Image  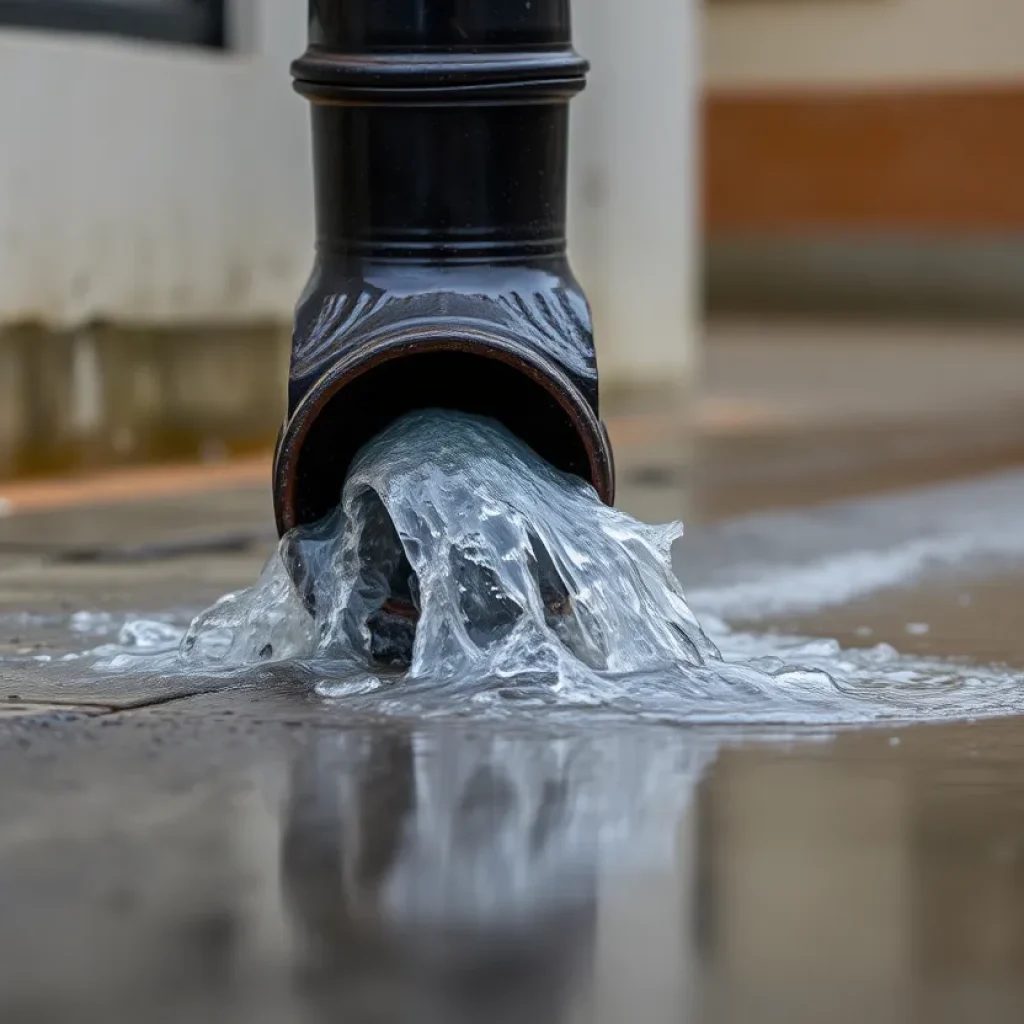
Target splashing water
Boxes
[184,410,716,691]
[80,410,1024,723]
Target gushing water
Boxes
[64,410,1024,723]
[183,410,718,693]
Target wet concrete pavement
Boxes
[4,333,1024,1021]
[5,701,1024,1021]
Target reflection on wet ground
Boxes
[4,715,1024,1023]
[0,719,686,1022]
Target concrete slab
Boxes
[0,333,1023,1020]
[733,566,1024,671]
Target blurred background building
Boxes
[705,0,1024,316]
[1,0,1022,484]
[0,0,311,479]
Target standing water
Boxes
[70,410,1024,723]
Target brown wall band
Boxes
[705,85,1024,233]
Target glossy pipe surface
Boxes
[274,0,615,535]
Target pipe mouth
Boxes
[273,329,614,535]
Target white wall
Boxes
[706,0,1024,90]
[0,0,313,329]
[570,0,700,401]
[0,0,701,404]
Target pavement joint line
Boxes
[0,689,227,717]
[108,686,233,714]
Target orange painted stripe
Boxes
[0,455,271,516]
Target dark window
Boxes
[0,1,226,49]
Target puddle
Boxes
[0,715,728,1023]
[6,410,1024,725]
[3,685,1023,1021]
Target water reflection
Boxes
[11,707,1024,1022]
[11,715,1024,1020]
[272,722,1024,1024]
[278,727,713,1022]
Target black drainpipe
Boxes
[274,0,615,535]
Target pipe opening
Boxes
[289,349,598,530]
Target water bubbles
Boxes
[117,620,183,651]
[314,673,386,698]
[70,611,119,636]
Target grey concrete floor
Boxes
[3,322,1024,1022]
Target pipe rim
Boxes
[273,326,615,535]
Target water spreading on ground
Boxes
[13,410,1024,724]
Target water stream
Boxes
[49,409,1018,725]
